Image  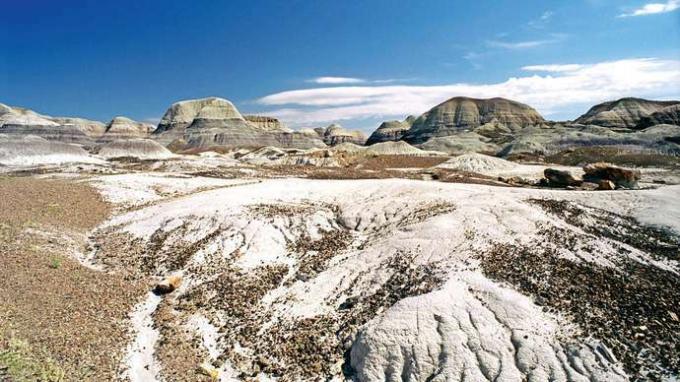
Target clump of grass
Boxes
[0,337,65,382]
[48,257,61,269]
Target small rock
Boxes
[544,168,581,187]
[597,180,616,191]
[153,274,182,295]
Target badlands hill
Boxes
[366,116,416,145]
[99,116,155,142]
[153,97,326,149]
[0,103,105,147]
[575,97,680,128]
[637,104,680,129]
[363,96,680,157]
[316,124,368,146]
[403,97,545,144]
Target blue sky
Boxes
[1,0,679,132]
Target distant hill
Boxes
[574,97,679,128]
[402,97,545,144]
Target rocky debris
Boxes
[153,275,182,295]
[544,168,582,187]
[437,153,517,174]
[530,199,679,262]
[99,116,155,142]
[97,139,174,160]
[583,162,641,189]
[365,116,415,145]
[243,115,291,132]
[486,200,680,379]
[316,124,367,146]
[637,104,680,129]
[289,230,352,281]
[403,97,545,144]
[575,97,679,128]
[235,146,341,167]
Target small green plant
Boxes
[48,257,61,269]
[0,337,65,381]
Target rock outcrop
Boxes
[366,116,415,145]
[583,163,640,189]
[544,168,581,187]
[99,116,155,142]
[403,97,545,144]
[316,124,367,146]
[243,115,291,132]
[637,104,680,129]
[575,98,679,128]
[153,97,326,149]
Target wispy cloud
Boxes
[486,34,567,50]
[528,11,554,28]
[522,64,585,72]
[257,58,680,126]
[463,52,484,69]
[306,77,414,85]
[307,77,366,84]
[619,0,680,17]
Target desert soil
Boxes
[0,176,146,381]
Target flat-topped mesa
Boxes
[575,97,680,129]
[0,103,105,147]
[153,97,245,144]
[637,104,680,129]
[243,115,291,132]
[403,97,545,144]
[318,123,368,146]
[99,116,155,142]
[366,115,416,145]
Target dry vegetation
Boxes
[545,147,680,168]
[0,177,146,381]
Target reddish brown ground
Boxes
[0,177,146,381]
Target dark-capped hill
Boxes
[366,116,416,145]
[402,97,545,144]
[575,97,679,128]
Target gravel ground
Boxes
[479,200,680,380]
[0,177,146,381]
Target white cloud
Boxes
[308,77,366,84]
[522,64,585,72]
[619,0,680,16]
[486,34,566,50]
[257,58,680,126]
[528,11,554,28]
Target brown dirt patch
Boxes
[355,155,449,170]
[0,177,146,381]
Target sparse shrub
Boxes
[48,257,61,269]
